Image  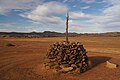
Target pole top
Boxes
[67,10,69,19]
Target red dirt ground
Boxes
[0,36,120,80]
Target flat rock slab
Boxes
[106,61,118,68]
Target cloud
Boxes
[63,0,68,3]
[103,5,120,16]
[104,0,120,5]
[94,1,120,24]
[80,6,90,10]
[68,0,120,33]
[63,0,75,3]
[0,0,43,15]
[0,23,35,32]
[81,0,95,3]
[69,20,104,33]
[70,11,92,20]
[20,1,68,24]
[0,7,9,15]
[0,0,119,33]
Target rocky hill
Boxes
[0,31,78,38]
[0,31,119,38]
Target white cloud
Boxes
[81,0,95,3]
[104,0,120,5]
[94,1,120,25]
[68,0,120,33]
[0,7,9,15]
[69,20,104,33]
[0,0,43,15]
[63,0,68,3]
[70,11,92,20]
[0,0,119,33]
[80,6,90,10]
[63,0,75,3]
[20,1,68,24]
[103,5,120,16]
[0,23,34,32]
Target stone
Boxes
[59,67,73,73]
[45,66,50,70]
[60,64,69,68]
[72,68,80,73]
[71,64,77,68]
[106,61,118,68]
[54,65,62,70]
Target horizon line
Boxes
[0,31,119,34]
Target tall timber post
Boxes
[66,11,69,43]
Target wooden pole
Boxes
[66,11,69,43]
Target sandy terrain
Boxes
[0,36,120,80]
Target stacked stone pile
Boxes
[45,41,90,73]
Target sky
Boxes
[0,0,120,33]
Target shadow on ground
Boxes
[89,56,112,68]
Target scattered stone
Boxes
[45,66,50,70]
[106,61,118,68]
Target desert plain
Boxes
[0,36,120,80]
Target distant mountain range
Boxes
[0,31,120,38]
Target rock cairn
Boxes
[45,41,90,73]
